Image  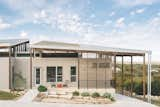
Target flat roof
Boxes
[0,39,29,48]
[31,41,149,56]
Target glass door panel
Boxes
[36,68,40,84]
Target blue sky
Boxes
[0,0,160,61]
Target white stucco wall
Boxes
[0,58,9,89]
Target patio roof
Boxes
[31,41,149,56]
[0,39,29,48]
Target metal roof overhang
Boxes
[31,43,147,56]
[0,39,29,48]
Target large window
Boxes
[47,66,63,82]
[47,67,56,82]
[70,66,76,82]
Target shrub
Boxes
[110,97,115,101]
[72,91,79,96]
[123,80,131,91]
[133,81,147,95]
[102,92,111,99]
[133,82,143,95]
[81,92,90,97]
[51,84,56,88]
[91,92,100,98]
[102,92,115,101]
[133,79,160,96]
[38,85,47,92]
[151,80,160,96]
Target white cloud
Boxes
[130,8,145,15]
[157,12,160,16]
[130,11,135,15]
[105,20,112,24]
[20,31,28,38]
[34,10,47,19]
[136,8,145,13]
[90,14,96,18]
[31,35,51,43]
[114,0,159,6]
[0,18,11,30]
[109,12,115,16]
[115,17,125,28]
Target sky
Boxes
[0,0,160,61]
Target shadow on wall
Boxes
[13,71,26,90]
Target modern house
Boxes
[0,39,152,101]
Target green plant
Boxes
[103,92,111,99]
[81,92,90,97]
[0,91,19,100]
[133,81,147,95]
[151,80,160,96]
[110,96,115,101]
[102,92,115,101]
[51,84,56,88]
[91,92,100,98]
[38,85,47,92]
[123,80,131,91]
[72,91,79,96]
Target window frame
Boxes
[70,66,77,82]
[57,66,63,82]
[35,67,41,85]
[47,67,56,82]
[46,66,63,82]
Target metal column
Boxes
[147,51,152,103]
[143,55,146,99]
[30,48,33,89]
[131,56,133,97]
[87,52,88,89]
[96,53,98,89]
[77,52,80,89]
[121,56,124,95]
[114,55,117,90]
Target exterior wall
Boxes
[0,58,9,89]
[79,57,112,89]
[14,57,30,89]
[32,58,78,88]
[0,56,113,90]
